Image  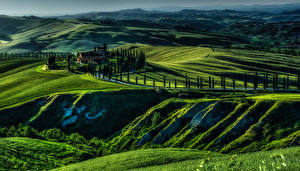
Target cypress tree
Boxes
[287,76,289,90]
[200,77,203,89]
[67,55,71,71]
[244,73,247,90]
[233,76,236,90]
[223,75,226,90]
[254,72,258,90]
[127,70,130,83]
[266,73,269,89]
[283,77,286,90]
[263,74,266,90]
[275,73,278,89]
[273,75,276,90]
[298,74,300,90]
[185,74,188,88]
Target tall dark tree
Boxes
[48,56,56,70]
[103,43,107,52]
[67,55,72,71]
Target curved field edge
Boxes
[53,147,300,171]
[0,60,144,110]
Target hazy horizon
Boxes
[0,0,299,16]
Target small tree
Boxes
[48,56,56,70]
[67,55,72,71]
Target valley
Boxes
[0,3,299,171]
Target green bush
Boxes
[40,128,66,141]
[67,133,88,146]
[14,126,40,138]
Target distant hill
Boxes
[0,7,299,53]
[147,3,300,13]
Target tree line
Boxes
[96,70,300,91]
[96,48,146,79]
[0,125,105,158]
[0,52,72,60]
[232,45,299,56]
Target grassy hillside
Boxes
[0,59,163,138]
[0,90,164,139]
[0,16,248,53]
[0,137,91,170]
[117,44,300,88]
[0,58,140,109]
[108,95,300,153]
[54,147,300,171]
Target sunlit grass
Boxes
[0,59,142,109]
[54,147,300,171]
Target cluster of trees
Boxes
[47,56,56,70]
[0,126,106,157]
[232,44,299,56]
[229,22,300,48]
[0,52,71,60]
[46,54,75,71]
[111,48,146,72]
[97,48,146,79]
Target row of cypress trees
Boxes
[0,52,71,60]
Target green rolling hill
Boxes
[0,137,92,170]
[117,44,300,88]
[108,96,300,154]
[0,15,249,53]
[0,58,139,109]
[0,11,299,170]
[54,147,300,171]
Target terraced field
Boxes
[54,147,300,171]
[118,44,300,89]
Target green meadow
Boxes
[0,58,140,109]
[0,16,247,53]
[117,44,300,89]
[54,147,300,171]
[0,8,299,171]
[0,137,88,170]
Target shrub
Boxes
[0,127,9,137]
[67,133,87,146]
[40,128,66,141]
[15,126,40,138]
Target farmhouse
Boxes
[77,44,109,63]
